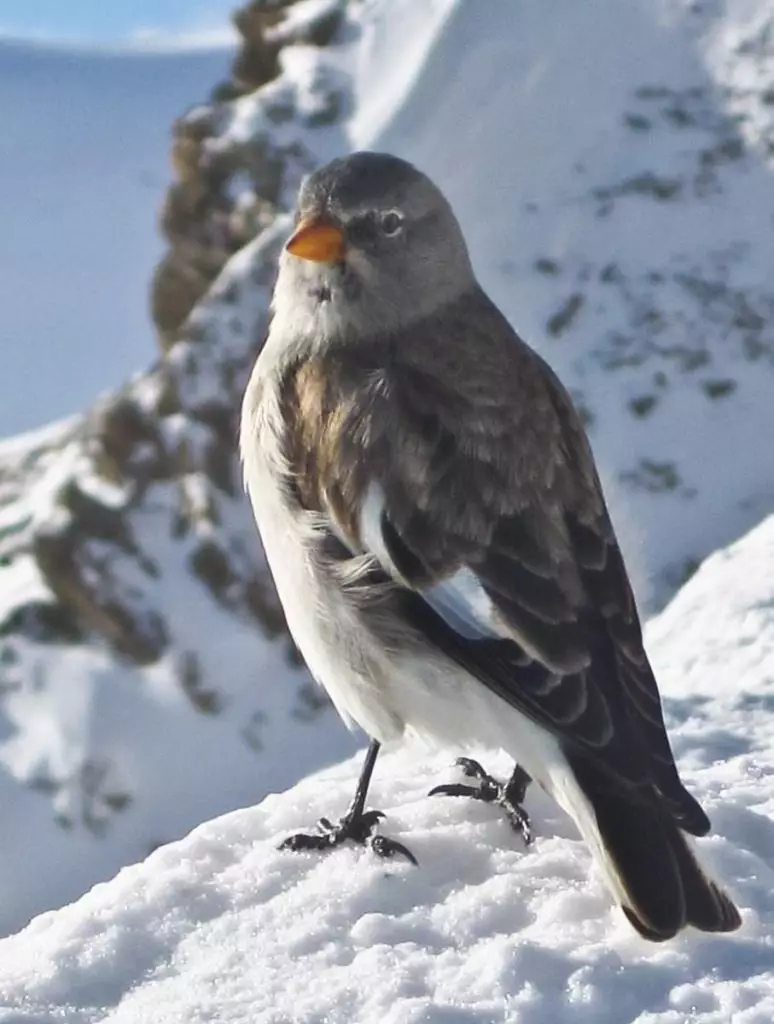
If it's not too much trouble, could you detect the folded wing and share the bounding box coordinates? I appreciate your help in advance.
[344,344,709,837]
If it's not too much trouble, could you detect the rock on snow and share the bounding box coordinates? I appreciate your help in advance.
[2,513,774,1022]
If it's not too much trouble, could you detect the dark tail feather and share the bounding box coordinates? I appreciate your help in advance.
[571,758,742,941]
[668,822,742,934]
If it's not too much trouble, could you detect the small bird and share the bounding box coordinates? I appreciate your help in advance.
[240,151,741,941]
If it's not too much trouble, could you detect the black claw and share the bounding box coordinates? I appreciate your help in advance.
[430,759,533,846]
[428,782,483,800]
[279,808,417,864]
[359,809,386,828]
[455,757,490,780]
[369,834,419,866]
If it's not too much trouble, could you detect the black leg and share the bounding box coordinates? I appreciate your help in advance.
[280,739,417,864]
[345,736,381,820]
[430,758,533,846]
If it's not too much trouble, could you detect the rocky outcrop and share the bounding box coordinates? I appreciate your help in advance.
[151,0,346,350]
[0,0,349,671]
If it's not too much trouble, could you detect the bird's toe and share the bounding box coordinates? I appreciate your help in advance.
[278,830,335,853]
[430,760,533,847]
[279,806,415,862]
[428,782,481,799]
[368,833,419,865]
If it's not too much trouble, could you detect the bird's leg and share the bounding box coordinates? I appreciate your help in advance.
[430,758,533,846]
[279,739,417,864]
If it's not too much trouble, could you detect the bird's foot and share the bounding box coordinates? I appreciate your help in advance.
[279,808,418,865]
[430,758,533,846]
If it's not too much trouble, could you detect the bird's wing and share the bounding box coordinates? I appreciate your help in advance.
[324,337,708,835]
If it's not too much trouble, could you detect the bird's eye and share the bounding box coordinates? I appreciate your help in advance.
[379,210,404,237]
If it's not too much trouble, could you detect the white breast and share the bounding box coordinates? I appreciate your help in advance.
[239,352,406,742]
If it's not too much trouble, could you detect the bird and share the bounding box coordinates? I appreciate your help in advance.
[239,150,741,941]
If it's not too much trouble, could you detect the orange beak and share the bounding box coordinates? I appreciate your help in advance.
[285,216,345,264]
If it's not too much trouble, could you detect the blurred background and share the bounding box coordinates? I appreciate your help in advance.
[1,0,773,938]
[0,2,235,439]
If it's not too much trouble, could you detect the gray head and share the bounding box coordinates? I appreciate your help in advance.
[271,152,476,344]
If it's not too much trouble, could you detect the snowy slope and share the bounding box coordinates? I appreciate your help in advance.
[2,0,774,945]
[0,40,231,437]
[359,0,774,605]
[0,226,359,938]
[2,513,773,1023]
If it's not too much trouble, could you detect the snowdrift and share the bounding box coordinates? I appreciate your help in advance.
[2,513,773,1022]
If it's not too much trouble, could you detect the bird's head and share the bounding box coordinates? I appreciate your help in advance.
[272,152,476,343]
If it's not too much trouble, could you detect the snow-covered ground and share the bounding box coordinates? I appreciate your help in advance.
[2,512,773,1023]
[0,40,231,437]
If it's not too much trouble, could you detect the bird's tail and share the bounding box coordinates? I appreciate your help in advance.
[563,756,741,940]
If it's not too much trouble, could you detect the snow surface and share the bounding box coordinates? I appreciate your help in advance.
[0,40,231,437]
[2,512,773,1023]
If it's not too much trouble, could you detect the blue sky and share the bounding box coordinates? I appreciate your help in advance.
[0,0,237,46]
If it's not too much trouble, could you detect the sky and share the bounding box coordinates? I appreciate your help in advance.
[0,27,233,437]
[0,0,237,48]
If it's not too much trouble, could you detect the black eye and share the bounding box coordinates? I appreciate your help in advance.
[379,210,404,237]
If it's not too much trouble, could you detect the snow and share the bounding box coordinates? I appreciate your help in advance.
[0,40,231,437]
[0,555,52,624]
[361,0,774,607]
[347,0,457,146]
[0,415,80,461]
[125,26,238,53]
[265,0,346,46]
[2,513,774,1022]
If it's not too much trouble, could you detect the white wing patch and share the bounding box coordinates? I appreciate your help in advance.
[359,481,499,639]
[424,568,499,639]
[359,482,396,572]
